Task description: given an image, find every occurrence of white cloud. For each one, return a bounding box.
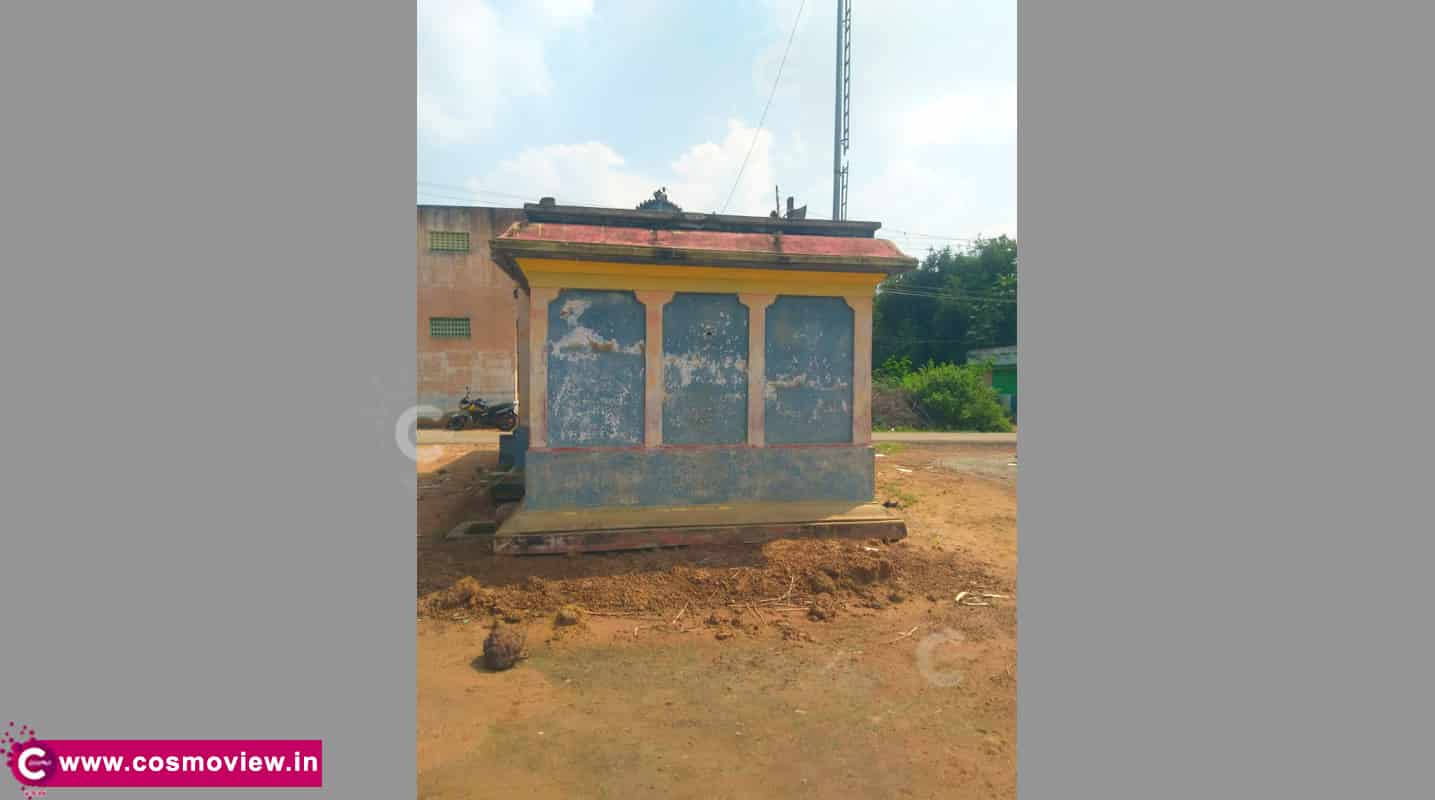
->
[893,85,1017,147]
[848,157,1015,252]
[417,0,592,145]
[850,158,966,241]
[464,116,1017,245]
[671,121,776,214]
[532,0,594,26]
[778,128,808,172]
[473,142,654,208]
[416,89,465,145]
[471,120,781,216]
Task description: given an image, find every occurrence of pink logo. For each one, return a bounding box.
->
[4,723,50,797]
[4,723,321,792]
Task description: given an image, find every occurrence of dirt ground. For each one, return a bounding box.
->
[417,441,1017,799]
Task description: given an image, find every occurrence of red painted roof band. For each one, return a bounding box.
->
[500,222,909,260]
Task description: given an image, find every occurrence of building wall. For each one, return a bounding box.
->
[417,206,523,414]
[990,365,1017,396]
[969,344,1017,418]
[662,293,749,445]
[764,296,854,444]
[990,364,1017,418]
[545,289,646,447]
[520,286,871,510]
[524,446,872,510]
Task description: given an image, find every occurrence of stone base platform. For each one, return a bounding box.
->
[492,501,906,555]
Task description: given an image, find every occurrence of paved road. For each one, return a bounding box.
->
[873,431,1016,444]
[417,429,1016,445]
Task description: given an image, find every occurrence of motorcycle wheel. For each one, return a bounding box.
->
[496,411,518,432]
[446,414,468,431]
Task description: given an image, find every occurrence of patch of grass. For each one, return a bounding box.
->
[874,442,907,455]
[877,483,920,508]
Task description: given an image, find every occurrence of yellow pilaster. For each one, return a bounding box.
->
[738,293,777,446]
[634,291,674,447]
[527,287,559,448]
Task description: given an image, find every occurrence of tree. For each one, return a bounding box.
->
[873,235,1016,368]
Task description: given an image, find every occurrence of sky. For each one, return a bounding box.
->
[417,0,1015,256]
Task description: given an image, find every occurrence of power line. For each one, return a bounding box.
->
[419,181,563,205]
[880,279,1013,291]
[419,180,618,208]
[878,292,1016,304]
[416,186,521,206]
[876,288,1016,304]
[417,182,620,211]
[878,282,1016,298]
[720,0,806,214]
[418,180,531,201]
[890,230,982,242]
[416,180,1015,247]
[880,296,1016,306]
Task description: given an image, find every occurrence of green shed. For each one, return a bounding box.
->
[967,345,1017,419]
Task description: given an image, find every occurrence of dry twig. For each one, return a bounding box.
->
[577,607,666,620]
[758,574,799,605]
[886,625,921,644]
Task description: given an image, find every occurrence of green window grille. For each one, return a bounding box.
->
[429,317,471,338]
[428,230,470,252]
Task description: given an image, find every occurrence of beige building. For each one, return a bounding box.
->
[417,205,524,416]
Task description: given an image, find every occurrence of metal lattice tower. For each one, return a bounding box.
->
[832,0,852,221]
[841,0,851,220]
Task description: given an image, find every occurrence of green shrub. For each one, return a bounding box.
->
[874,354,914,386]
[898,360,1013,432]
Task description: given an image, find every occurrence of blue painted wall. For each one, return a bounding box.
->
[498,425,529,470]
[662,293,749,445]
[525,446,874,509]
[764,296,854,444]
[546,289,646,447]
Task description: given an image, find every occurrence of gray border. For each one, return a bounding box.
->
[1022,1,1433,796]
[5,1,1433,797]
[0,2,413,797]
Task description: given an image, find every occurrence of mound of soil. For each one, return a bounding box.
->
[420,538,1000,622]
[482,623,525,670]
[807,597,839,621]
[806,572,838,594]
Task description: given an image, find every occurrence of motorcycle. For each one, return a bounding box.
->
[446,387,518,432]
